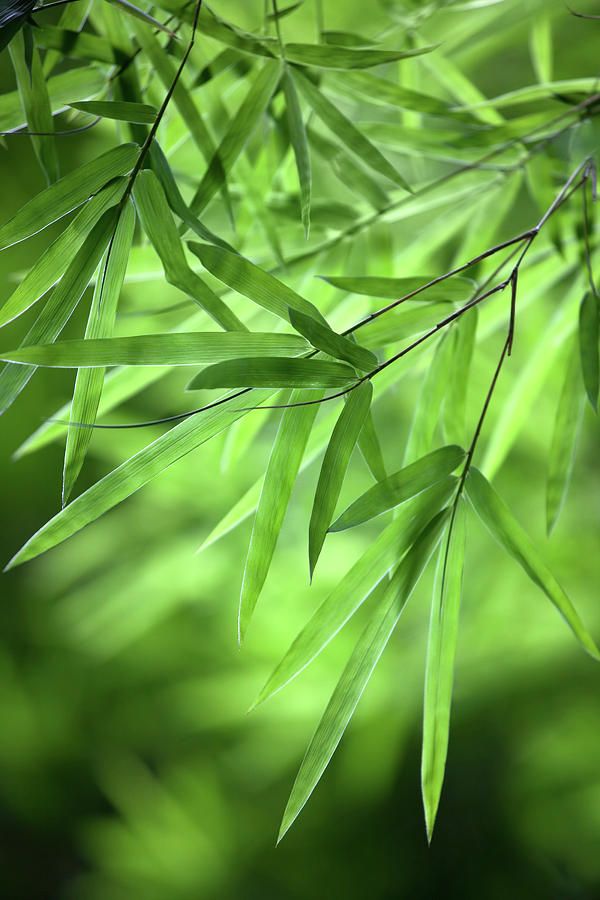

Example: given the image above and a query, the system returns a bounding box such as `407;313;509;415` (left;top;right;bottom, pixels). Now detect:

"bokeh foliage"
1;0;600;897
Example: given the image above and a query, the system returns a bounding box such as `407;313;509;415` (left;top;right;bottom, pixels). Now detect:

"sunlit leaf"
443;307;477;446
288;308;377;372
68;100;157;124
278;508;449;842
330;445;465;531
465;467;599;659
186;358;357;390
320;274;474;301
284;41;436;70
578;291;599;412
282;67;312;237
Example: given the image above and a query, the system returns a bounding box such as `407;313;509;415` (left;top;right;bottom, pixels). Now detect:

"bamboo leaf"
288;308;377;372
357;408;387;482
189;242;326;325
421;502;466;843
6;390;276;569
35;25;117;64
189;59;283;216
278;508;449;842
282;67;312;237
107;0;178;36
443;308;478;446
254;480;456;709
133;170;244;331
0;66;104;133
239;389;321;641
327;70;456;115
284;42;437;70
63;201;136;504
186;358;357;390
292;68;411;193
579;291;599;412
1;333;310;367
529;17;553;84
330;445;465;532
68;100;157;124
465;467;599;659
404;333;456;463
309;381;372;578
0;178;126;329
320;274;473;302
546;341;585;534
0;208;118;416
0;144;138;251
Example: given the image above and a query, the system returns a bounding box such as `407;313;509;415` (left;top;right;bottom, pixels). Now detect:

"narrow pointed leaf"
327;71;455;115
465;467;599;659
284;42;436;70
331;445;465;531
62;202;136;504
309;381;372;577
0;144;138;251
6;390;276;570
0;333;311;368
288;308;377;372
189;242;326;325
404;333;455;463
107;0;178;36
283;67;311;237
0;178;126;328
239;389;321;640
255;480;456;709
69;100;157;124
357;408;387;482
547;341;585;534
320;274;473;302
293;68;411;192
186;358;356;390
579;291;599;412
421;503;467;842
278;508;449;842
189;59;282;215
443;308;478;446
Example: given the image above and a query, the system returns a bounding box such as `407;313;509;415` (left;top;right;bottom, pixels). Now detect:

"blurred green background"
1;1;600;897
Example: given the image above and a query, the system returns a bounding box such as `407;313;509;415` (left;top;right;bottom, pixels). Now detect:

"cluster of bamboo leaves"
0;0;599;841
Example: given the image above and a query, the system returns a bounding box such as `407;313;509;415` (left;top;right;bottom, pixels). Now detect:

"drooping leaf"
357;407;387;482
189;59;283;215
186;358;357;391
327;70;456;115
0;208;118;416
282;67;312;237
443;307;478;446
546;341;585;534
330;445;465;531
0;144;138;251
293;67;411;192
578;291;599;412
404;333;455;463
0;66;104;133
309;381;372;578
278;508;449;842
107;0;178;36
421;502;466;843
63;201;136;504
0;333;311;368
0;178;126;329
465;467;599;659
239;389;321;641
133;170;244;331
35;25;116;64
189;242;326;325
320;274;473;302
288;308;377;372
68;100;158;124
283;41;437;70
529;17;553;84
254;480;456;709
6;390;277;569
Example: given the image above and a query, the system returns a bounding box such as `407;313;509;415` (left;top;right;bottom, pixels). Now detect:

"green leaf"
133;170;244;331
9;28;59;184
189;59;283;216
579;291;599;412
293;68;411;193
0;178;126;329
288;308;377;372
0;208;118;416
63;201;136;504
35;25;116;64
309;381;372;578
189;242;326;325
404;333;455;463
421;503;466;843
0;66;104;133
0;144;138;251
186;358;357;390
529;17;553;84
320;274;473;302
283;41;437;70
330;445;465;532
307;126;390;210
239;389;321;641
546;341;585;534
278;508;449;842
1;333;311;367
68;100;158;124
357;407;387;482
254;480;456;709
465;467;599;660
282;67;312;237
6;390;277;570
327;70;455;115
443;308;478;446
107;0;178;37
